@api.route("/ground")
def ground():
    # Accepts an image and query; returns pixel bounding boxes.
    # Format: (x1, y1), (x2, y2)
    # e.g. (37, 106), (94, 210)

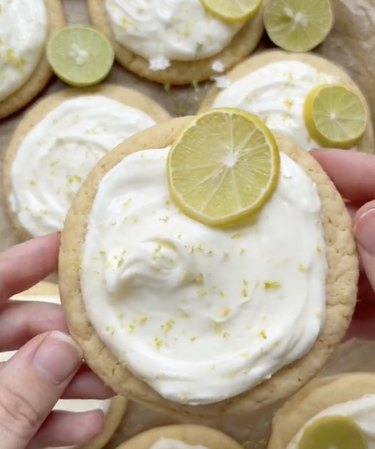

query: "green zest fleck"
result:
(264, 280), (280, 290)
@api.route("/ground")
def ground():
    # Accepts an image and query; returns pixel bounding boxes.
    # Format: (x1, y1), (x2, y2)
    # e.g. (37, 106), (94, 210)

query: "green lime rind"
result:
(47, 25), (115, 87)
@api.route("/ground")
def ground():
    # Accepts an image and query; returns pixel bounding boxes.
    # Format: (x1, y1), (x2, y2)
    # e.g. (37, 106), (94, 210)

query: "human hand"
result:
(0, 233), (112, 449)
(312, 149), (375, 340)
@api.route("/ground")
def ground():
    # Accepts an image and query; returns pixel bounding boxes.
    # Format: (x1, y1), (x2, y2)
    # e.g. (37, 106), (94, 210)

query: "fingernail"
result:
(33, 331), (82, 385)
(355, 208), (375, 255)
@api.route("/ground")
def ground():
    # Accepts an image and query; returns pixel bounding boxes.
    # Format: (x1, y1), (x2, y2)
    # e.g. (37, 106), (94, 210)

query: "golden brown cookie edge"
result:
(268, 372), (375, 449)
(59, 116), (358, 417)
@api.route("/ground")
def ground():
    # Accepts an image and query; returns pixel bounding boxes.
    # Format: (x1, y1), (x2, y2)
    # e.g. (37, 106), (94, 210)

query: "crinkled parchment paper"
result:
(0, 1), (374, 447)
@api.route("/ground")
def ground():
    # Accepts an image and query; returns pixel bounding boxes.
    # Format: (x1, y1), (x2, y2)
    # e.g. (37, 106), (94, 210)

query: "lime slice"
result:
(167, 108), (280, 226)
(200, 0), (263, 22)
(304, 84), (368, 149)
(298, 415), (367, 449)
(47, 25), (114, 87)
(264, 0), (334, 52)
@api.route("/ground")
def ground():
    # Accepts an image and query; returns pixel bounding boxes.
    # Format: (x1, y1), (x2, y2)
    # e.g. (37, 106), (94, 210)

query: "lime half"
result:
(47, 26), (115, 87)
(264, 0), (334, 52)
(298, 415), (367, 449)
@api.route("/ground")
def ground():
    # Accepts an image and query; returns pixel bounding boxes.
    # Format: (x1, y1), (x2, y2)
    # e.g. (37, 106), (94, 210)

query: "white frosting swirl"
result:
(81, 147), (327, 405)
(105, 0), (243, 66)
(0, 293), (112, 449)
(212, 61), (338, 151)
(286, 394), (375, 449)
(9, 95), (157, 237)
(0, 0), (48, 101)
(150, 439), (209, 449)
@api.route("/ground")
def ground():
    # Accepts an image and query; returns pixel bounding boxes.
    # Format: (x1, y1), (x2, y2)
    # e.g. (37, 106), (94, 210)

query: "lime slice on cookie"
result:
(304, 84), (368, 148)
(47, 25), (114, 87)
(167, 108), (280, 226)
(264, 0), (334, 52)
(200, 0), (263, 22)
(298, 415), (367, 449)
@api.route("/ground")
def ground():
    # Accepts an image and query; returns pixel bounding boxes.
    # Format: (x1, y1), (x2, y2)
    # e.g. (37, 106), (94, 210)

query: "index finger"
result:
(311, 149), (375, 204)
(0, 233), (60, 302)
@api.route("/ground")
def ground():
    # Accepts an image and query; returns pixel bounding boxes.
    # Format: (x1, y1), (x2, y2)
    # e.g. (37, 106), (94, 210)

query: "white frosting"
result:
(150, 439), (209, 449)
(81, 147), (327, 405)
(212, 60), (225, 73)
(9, 95), (157, 237)
(0, 292), (112, 449)
(213, 75), (230, 89)
(0, 0), (48, 101)
(105, 0), (243, 67)
(212, 61), (339, 151)
(287, 394), (375, 449)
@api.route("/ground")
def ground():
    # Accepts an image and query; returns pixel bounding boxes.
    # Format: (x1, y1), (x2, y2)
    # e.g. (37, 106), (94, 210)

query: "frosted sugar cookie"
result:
(0, 0), (65, 120)
(3, 85), (170, 239)
(87, 0), (264, 85)
(268, 373), (375, 449)
(5, 281), (127, 449)
(200, 50), (374, 152)
(113, 424), (243, 449)
(59, 116), (357, 417)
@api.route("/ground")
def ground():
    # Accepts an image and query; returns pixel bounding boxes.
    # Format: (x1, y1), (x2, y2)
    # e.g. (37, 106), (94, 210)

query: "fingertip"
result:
(310, 148), (341, 155)
(36, 232), (61, 260)
(308, 149), (375, 204)
(352, 204), (375, 293)
(353, 201), (375, 227)
(32, 331), (82, 385)
(0, 233), (61, 302)
(62, 408), (106, 442)
(72, 409), (105, 442)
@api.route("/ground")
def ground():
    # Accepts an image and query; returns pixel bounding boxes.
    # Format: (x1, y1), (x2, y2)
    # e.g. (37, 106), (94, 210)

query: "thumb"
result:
(0, 331), (82, 449)
(354, 201), (375, 293)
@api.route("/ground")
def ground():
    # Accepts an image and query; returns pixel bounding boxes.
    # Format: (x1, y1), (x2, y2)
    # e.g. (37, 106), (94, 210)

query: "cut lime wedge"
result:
(47, 25), (114, 87)
(264, 0), (334, 52)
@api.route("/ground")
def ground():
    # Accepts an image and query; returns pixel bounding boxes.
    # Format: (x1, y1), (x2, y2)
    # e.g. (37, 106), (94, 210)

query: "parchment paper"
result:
(0, 1), (374, 447)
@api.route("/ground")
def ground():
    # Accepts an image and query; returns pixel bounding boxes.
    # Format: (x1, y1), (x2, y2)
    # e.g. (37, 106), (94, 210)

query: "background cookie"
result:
(59, 117), (358, 418)
(113, 424), (243, 449)
(200, 50), (374, 153)
(0, 0), (65, 120)
(267, 372), (375, 449)
(87, 0), (264, 85)
(3, 84), (170, 239)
